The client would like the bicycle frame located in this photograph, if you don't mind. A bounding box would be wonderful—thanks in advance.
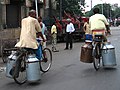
[6,39,52,84]
[92,34,104,71]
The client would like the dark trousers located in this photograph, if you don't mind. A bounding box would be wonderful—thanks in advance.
[65,32,73,49]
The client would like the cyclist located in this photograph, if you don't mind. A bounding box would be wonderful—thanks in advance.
[15,10,45,49]
[15,10,45,60]
[89,8,111,42]
[11,10,46,77]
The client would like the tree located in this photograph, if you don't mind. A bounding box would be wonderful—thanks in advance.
[56,0,85,17]
[85,3,120,19]
[85,3,113,18]
[113,7,120,18]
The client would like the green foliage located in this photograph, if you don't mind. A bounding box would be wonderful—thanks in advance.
[114,7,120,18]
[85,3,120,19]
[85,10,93,17]
[56,0,85,16]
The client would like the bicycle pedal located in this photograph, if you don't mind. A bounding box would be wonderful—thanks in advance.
[42,58,48,62]
[20,67,25,72]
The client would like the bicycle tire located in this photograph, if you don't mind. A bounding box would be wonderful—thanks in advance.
[13,53,27,85]
[93,43,101,71]
[40,48,52,73]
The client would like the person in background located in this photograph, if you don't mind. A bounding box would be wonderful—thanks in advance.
[89,8,111,42]
[38,16,47,48]
[51,22,59,52]
[83,18,92,42]
[64,18,75,50]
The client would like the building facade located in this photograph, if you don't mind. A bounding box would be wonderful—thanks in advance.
[0,0,46,55]
[0,0,58,55]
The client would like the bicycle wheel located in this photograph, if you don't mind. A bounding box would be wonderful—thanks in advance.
[40,48,52,73]
[93,43,101,71]
[13,53,27,85]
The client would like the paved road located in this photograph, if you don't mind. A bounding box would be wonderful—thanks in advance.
[0,26,120,90]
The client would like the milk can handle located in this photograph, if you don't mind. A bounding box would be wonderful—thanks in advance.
[8,53,17,63]
[26,61,28,68]
[103,45,108,54]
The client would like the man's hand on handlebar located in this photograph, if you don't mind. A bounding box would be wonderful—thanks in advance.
[106,30,111,36]
[37,32,47,42]
[43,38,46,42]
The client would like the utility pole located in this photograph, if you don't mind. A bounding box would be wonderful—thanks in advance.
[60,0,62,21]
[35,0,38,18]
[49,0,52,25]
[91,0,92,9]
[100,0,103,14]
[102,4,103,14]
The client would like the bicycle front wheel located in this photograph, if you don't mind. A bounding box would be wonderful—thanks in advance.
[13,54,27,85]
[40,48,52,73]
[93,43,101,71]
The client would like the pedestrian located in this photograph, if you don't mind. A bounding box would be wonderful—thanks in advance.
[89,8,111,42]
[83,18,92,42]
[64,18,75,50]
[51,22,59,52]
[38,16,47,48]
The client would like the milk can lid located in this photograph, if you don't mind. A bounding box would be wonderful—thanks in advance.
[28,55,39,62]
[102,42,114,49]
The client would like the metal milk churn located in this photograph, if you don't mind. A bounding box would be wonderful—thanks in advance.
[80,42,93,63]
[102,42,117,67]
[26,54,41,82]
[6,51,17,78]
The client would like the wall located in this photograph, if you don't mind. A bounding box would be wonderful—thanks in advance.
[0,3,2,30]
[0,28,21,56]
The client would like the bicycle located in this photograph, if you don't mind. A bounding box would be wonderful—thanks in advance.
[1,39,17,63]
[7,42,52,85]
[92,34,104,71]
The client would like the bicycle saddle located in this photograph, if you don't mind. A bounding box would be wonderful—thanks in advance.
[93,34,103,42]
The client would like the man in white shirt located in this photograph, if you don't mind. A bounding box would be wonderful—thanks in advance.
[64,18,75,50]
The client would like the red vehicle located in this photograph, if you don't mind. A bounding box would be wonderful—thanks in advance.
[54,12,88,42]
[43,11,89,42]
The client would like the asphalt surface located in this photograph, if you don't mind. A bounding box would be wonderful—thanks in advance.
[0,26,120,90]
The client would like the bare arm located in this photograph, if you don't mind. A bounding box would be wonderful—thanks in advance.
[37,32,46,42]
[35,19,46,42]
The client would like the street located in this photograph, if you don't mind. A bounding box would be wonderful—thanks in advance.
[0,26,120,90]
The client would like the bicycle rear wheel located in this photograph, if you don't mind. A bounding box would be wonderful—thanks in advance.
[40,48,52,73]
[93,43,101,71]
[13,54,27,85]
